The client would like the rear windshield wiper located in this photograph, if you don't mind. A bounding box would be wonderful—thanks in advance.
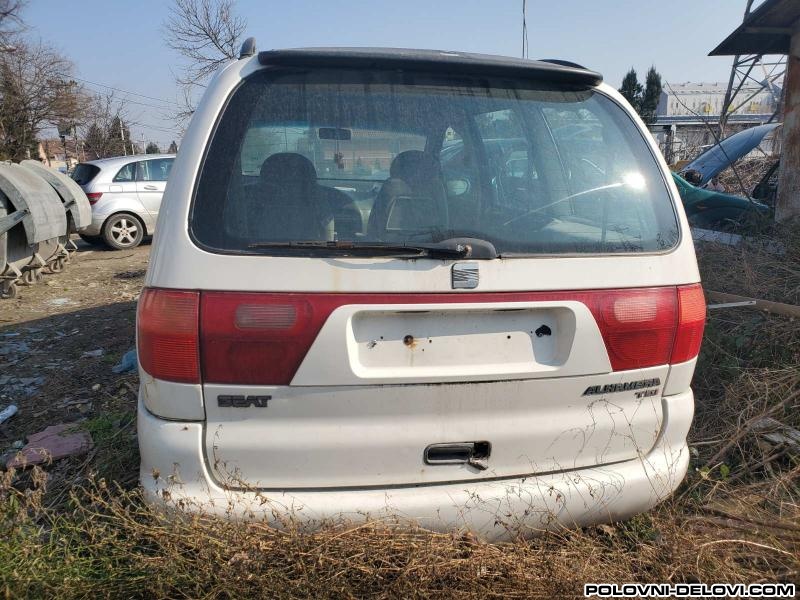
[247,240,471,258]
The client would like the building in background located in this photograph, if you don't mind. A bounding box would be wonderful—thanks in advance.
[37,139,81,173]
[649,81,781,163]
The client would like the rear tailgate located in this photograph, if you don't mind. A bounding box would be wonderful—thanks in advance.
[199,289,686,489]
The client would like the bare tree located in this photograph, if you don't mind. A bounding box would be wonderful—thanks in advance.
[0,40,81,161]
[0,0,27,45]
[163,0,245,92]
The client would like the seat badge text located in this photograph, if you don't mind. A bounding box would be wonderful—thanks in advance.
[217,395,272,408]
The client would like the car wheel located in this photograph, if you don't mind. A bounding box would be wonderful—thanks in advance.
[102,214,145,250]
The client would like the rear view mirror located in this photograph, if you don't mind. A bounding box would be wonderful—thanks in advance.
[318,127,352,141]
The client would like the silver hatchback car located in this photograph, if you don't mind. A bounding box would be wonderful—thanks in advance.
[71,154,176,249]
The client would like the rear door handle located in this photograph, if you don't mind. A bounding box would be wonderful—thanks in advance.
[143,185,158,190]
[424,441,491,470]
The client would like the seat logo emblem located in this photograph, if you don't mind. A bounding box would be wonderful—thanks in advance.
[217,395,271,408]
[452,263,479,289]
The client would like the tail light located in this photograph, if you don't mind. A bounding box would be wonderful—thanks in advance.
[201,293,331,385]
[670,284,706,363]
[137,289,200,383]
[136,285,706,386]
[584,287,678,371]
[86,192,103,205]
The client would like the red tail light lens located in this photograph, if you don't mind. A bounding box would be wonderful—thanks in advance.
[86,192,103,205]
[137,288,200,383]
[138,285,706,387]
[670,284,706,363]
[201,293,330,385]
[585,287,678,371]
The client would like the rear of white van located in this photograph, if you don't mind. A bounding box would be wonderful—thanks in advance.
[137,49,704,539]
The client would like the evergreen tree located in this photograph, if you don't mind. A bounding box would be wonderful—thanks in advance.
[167,140,178,153]
[640,66,663,125]
[145,142,160,154]
[106,117,131,157]
[618,68,643,113]
[83,123,105,159]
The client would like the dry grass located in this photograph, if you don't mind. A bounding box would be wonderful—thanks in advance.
[1,227,799,598]
[716,157,777,198]
[697,219,800,305]
[2,478,798,599]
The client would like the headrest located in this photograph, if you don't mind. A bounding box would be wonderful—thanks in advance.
[389,151,440,187]
[260,153,317,185]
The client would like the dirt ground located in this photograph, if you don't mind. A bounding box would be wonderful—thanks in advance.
[0,239,149,464]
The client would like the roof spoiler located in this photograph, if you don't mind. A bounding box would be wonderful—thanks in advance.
[257,48,602,87]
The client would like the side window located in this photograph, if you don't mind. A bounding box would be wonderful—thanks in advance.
[473,109,536,209]
[540,104,655,229]
[541,106,606,193]
[439,126,481,229]
[439,126,470,194]
[474,109,533,178]
[112,162,136,182]
[137,158,174,182]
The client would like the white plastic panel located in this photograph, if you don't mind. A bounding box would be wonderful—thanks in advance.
[140,371,204,421]
[293,301,610,385]
[663,357,698,396]
[140,392,693,541]
[202,365,668,489]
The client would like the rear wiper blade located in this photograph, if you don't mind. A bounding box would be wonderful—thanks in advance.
[247,240,471,258]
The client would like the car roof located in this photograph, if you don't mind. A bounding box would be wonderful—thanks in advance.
[257,47,603,87]
[80,154,176,168]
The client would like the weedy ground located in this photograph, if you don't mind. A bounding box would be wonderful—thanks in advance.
[0,226,798,599]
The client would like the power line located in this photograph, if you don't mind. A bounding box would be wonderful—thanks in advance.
[64,74,181,107]
[127,121,183,135]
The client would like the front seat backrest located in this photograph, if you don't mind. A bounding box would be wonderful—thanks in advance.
[368,150,448,240]
[252,153,332,241]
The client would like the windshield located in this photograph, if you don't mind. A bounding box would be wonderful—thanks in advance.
[191,68,678,256]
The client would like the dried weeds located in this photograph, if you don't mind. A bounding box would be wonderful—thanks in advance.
[1,230,799,597]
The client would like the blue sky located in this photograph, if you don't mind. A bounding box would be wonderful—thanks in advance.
[24,0,753,148]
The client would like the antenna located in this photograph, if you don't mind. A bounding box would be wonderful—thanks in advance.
[521,0,529,59]
[239,37,256,59]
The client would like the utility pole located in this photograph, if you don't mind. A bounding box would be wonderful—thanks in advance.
[776,24,800,222]
[60,134,68,171]
[73,125,80,163]
[120,121,127,156]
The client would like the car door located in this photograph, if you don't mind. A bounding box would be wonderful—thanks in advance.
[135,158,174,222]
[108,161,139,198]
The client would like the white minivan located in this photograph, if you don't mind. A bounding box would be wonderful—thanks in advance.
[137,47,705,539]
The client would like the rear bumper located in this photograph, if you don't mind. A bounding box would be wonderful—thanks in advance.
[137,390,693,541]
[79,214,105,236]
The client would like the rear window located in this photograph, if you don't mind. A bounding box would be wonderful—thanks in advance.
[70,163,100,185]
[191,69,678,255]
